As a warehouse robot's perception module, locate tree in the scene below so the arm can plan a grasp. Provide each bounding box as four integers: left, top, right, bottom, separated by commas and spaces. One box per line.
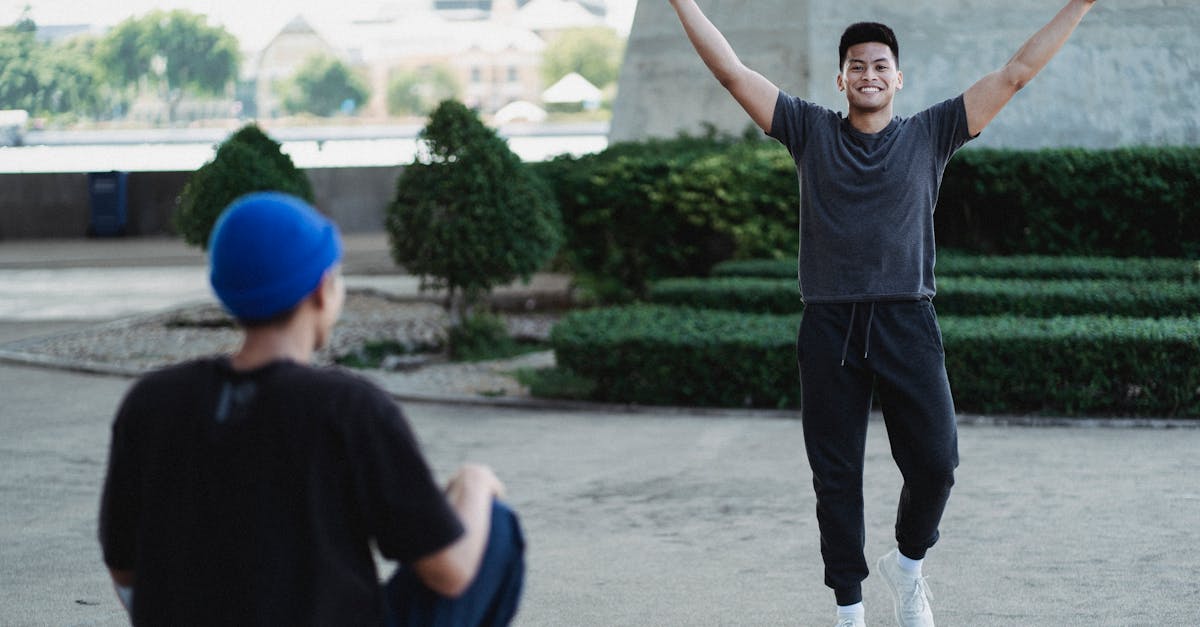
386, 100, 563, 327
97, 10, 239, 123
281, 54, 370, 117
0, 14, 107, 118
175, 124, 314, 249
387, 64, 460, 117
0, 16, 41, 111
541, 27, 625, 88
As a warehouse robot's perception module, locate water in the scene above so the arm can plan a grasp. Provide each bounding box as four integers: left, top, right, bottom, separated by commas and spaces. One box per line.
0, 130, 609, 173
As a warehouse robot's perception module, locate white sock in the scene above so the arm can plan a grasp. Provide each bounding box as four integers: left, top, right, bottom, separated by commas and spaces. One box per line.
897, 551, 924, 576
837, 601, 865, 618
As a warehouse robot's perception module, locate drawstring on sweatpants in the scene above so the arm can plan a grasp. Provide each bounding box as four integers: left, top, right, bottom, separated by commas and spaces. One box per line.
840, 303, 856, 366
839, 302, 877, 367
863, 303, 875, 360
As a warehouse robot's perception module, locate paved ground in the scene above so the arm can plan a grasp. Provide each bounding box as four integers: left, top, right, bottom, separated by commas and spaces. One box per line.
1, 237, 1198, 626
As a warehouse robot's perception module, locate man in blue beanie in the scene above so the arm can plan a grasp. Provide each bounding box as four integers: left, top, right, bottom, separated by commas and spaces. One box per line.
99, 192, 524, 626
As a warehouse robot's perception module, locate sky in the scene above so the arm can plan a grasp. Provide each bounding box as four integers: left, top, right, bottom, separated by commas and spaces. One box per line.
1, 0, 639, 49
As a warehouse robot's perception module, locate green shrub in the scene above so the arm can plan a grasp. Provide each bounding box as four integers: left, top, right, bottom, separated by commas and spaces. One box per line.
551, 305, 801, 408
649, 277, 802, 314
447, 311, 515, 361
388, 100, 563, 322
647, 276, 1200, 318
712, 254, 1200, 282
710, 259, 797, 279
532, 134, 796, 302
536, 143, 1198, 298
942, 316, 1200, 417
936, 252, 1200, 281
933, 277, 1200, 318
937, 147, 1200, 257
514, 367, 597, 400
175, 124, 314, 248
549, 305, 1200, 417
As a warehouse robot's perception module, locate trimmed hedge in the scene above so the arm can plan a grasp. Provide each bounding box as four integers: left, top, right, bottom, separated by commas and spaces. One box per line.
534, 142, 1199, 301
934, 278, 1200, 318
550, 306, 1200, 417
551, 305, 801, 408
936, 254, 1200, 282
648, 276, 1200, 318
712, 254, 1200, 282
649, 277, 802, 315
937, 147, 1200, 258
941, 316, 1200, 417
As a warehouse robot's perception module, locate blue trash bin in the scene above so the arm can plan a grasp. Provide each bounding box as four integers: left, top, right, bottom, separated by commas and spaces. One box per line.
88, 171, 128, 237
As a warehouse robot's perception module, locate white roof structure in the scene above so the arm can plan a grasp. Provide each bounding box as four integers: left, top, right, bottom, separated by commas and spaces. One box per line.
542, 72, 602, 104
326, 12, 545, 63
512, 0, 606, 32
493, 100, 548, 124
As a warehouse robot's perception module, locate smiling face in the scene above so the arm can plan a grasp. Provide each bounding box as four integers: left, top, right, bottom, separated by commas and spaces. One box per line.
837, 41, 903, 118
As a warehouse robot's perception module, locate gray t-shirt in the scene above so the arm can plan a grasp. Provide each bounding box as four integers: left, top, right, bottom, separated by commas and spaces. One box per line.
767, 91, 975, 303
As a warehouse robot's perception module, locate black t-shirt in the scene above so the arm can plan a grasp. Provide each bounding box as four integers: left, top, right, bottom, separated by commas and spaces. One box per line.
99, 357, 464, 626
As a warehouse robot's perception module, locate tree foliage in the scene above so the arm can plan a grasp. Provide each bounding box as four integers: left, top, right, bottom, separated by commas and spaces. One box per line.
541, 27, 625, 88
0, 14, 107, 117
175, 124, 314, 249
386, 100, 563, 322
387, 64, 460, 117
96, 10, 239, 122
281, 54, 370, 117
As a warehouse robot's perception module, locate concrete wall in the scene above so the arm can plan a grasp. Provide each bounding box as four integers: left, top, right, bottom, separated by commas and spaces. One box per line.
611, 0, 1200, 149
0, 166, 402, 241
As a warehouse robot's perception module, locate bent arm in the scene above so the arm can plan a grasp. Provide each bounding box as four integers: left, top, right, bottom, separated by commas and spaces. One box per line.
964, 0, 1097, 136
411, 464, 504, 598
109, 569, 135, 611
670, 0, 780, 133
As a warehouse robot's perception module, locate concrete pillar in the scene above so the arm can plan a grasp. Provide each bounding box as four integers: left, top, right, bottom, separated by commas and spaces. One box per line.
611, 0, 1200, 149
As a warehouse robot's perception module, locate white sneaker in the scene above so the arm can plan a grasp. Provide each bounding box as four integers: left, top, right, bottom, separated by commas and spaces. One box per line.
835, 616, 866, 627
877, 549, 935, 627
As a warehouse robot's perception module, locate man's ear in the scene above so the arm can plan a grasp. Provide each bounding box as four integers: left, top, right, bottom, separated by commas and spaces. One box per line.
308, 270, 335, 311
896, 70, 904, 90
836, 73, 845, 92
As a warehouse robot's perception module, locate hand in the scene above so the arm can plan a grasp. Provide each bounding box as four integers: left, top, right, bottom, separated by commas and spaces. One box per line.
446, 463, 506, 500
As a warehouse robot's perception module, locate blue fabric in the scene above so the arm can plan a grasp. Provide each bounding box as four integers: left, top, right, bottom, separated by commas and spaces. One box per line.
208, 192, 342, 322
382, 501, 526, 627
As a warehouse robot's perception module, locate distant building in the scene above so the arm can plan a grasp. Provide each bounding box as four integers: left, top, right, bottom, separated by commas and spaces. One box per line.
511, 0, 607, 40
247, 0, 614, 119
253, 16, 339, 118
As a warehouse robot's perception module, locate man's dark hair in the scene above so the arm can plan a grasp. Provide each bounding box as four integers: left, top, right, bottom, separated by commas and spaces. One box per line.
839, 22, 900, 69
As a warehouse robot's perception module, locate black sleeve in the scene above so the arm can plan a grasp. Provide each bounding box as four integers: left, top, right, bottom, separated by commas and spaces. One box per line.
346, 384, 464, 564
926, 95, 976, 163
765, 90, 814, 157
98, 384, 143, 571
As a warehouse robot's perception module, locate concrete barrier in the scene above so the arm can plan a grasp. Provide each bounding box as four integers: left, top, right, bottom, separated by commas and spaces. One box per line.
0, 166, 402, 240
612, 0, 1200, 149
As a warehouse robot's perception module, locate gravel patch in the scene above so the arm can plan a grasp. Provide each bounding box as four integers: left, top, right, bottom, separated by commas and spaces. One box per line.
1, 290, 559, 399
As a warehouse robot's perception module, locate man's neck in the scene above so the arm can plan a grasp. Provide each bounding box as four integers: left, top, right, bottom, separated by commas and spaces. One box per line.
230, 325, 316, 371
847, 107, 894, 134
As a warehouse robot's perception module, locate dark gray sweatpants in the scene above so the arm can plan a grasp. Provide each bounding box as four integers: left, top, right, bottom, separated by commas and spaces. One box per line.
797, 299, 959, 607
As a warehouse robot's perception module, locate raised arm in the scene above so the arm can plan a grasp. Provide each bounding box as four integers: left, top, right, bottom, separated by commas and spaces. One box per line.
670, 0, 780, 133
964, 0, 1097, 137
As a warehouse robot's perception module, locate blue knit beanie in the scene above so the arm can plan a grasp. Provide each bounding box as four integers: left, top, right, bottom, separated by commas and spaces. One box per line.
208, 192, 342, 322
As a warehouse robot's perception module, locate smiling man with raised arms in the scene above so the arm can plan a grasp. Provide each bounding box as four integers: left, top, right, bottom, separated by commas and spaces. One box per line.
668, 1, 1098, 625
